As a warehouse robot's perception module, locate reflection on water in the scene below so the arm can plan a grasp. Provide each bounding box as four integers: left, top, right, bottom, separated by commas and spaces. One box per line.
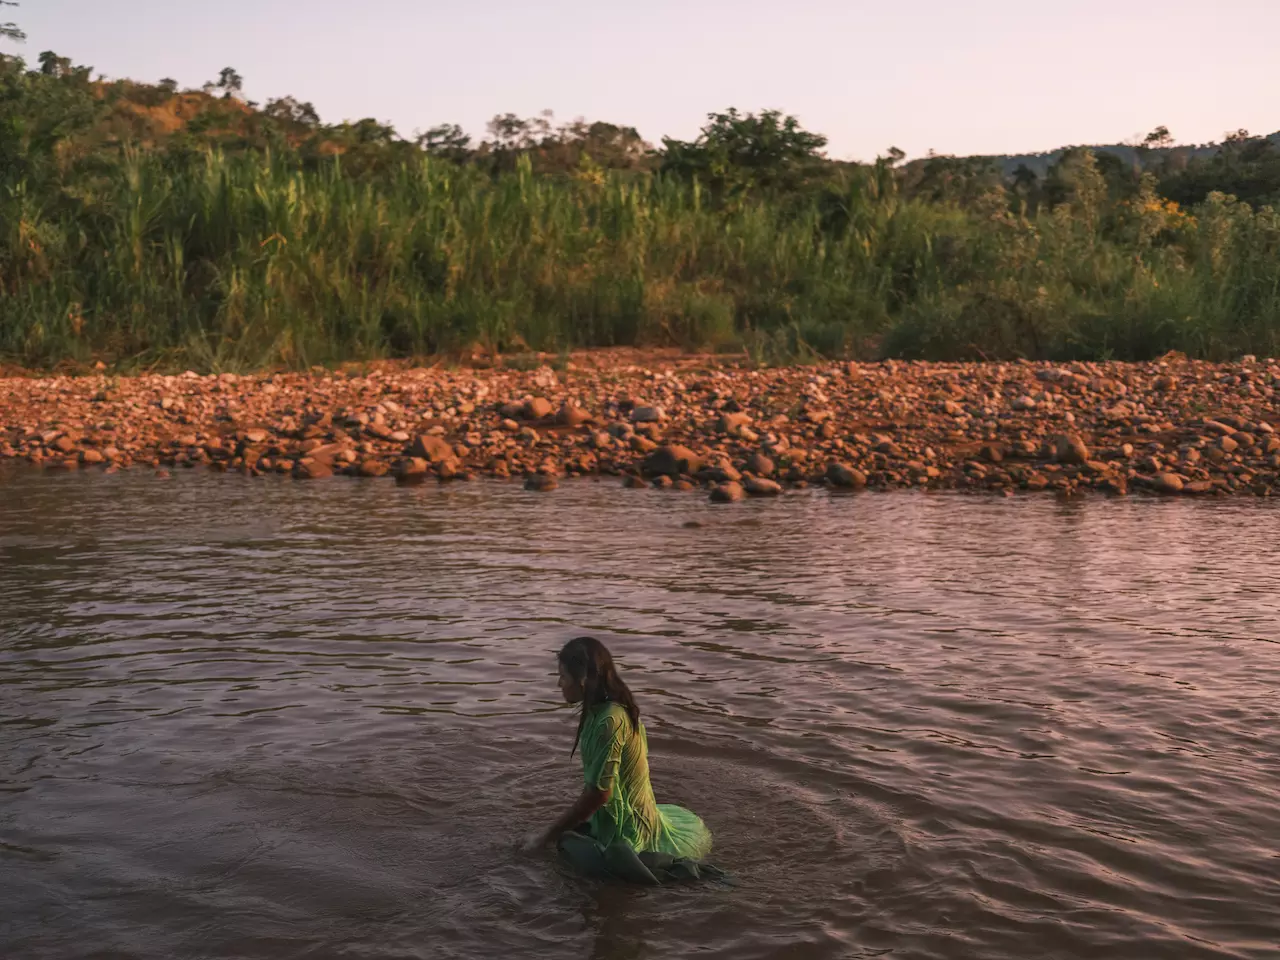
1, 469, 1279, 960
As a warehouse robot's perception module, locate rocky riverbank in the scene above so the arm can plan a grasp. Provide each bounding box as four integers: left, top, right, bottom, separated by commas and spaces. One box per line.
2, 353, 1278, 498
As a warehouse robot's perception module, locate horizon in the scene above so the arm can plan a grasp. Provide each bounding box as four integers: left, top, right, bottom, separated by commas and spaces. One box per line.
4, 0, 1280, 162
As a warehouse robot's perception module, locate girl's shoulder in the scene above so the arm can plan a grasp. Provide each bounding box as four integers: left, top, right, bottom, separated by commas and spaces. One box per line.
590, 701, 633, 733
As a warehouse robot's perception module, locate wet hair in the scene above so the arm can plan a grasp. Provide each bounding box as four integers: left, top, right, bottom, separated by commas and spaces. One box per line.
557, 636, 641, 758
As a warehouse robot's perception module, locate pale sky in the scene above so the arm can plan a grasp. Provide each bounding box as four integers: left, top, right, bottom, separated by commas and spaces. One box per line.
5, 0, 1279, 161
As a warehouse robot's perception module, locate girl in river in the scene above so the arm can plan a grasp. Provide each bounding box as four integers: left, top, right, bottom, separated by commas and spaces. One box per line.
522, 637, 715, 882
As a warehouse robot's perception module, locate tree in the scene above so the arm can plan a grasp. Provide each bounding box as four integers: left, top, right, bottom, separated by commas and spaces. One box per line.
660, 108, 828, 200
1, 0, 22, 43
486, 110, 553, 151
264, 95, 320, 128
1143, 125, 1173, 149
905, 152, 1004, 206
1159, 130, 1280, 208
38, 50, 72, 77
214, 66, 242, 98
417, 123, 472, 161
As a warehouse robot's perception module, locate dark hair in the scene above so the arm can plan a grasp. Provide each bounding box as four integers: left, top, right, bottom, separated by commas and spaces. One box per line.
558, 636, 640, 758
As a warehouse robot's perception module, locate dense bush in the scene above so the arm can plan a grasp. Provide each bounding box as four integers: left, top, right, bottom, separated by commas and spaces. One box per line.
2, 51, 1278, 370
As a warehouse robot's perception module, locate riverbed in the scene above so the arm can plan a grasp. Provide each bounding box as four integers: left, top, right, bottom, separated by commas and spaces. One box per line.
1, 470, 1277, 959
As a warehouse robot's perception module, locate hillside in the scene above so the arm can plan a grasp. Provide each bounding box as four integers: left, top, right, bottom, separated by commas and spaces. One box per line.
985, 132, 1280, 179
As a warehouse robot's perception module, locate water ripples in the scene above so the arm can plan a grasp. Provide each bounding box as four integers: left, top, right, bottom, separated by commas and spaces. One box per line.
1, 469, 1279, 959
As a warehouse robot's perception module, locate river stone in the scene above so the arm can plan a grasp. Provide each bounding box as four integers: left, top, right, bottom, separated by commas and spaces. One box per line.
744, 476, 783, 497
709, 481, 745, 503
522, 397, 553, 420
293, 459, 333, 480
715, 412, 752, 435
525, 474, 558, 492
630, 406, 664, 423
556, 404, 592, 427
643, 444, 704, 477
408, 435, 454, 462
744, 452, 775, 477
1052, 434, 1089, 465
1151, 472, 1184, 494
395, 457, 429, 479
699, 463, 742, 483
358, 459, 389, 478
826, 462, 867, 488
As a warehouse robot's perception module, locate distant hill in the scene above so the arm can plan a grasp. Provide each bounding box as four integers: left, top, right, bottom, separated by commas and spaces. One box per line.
976, 132, 1280, 179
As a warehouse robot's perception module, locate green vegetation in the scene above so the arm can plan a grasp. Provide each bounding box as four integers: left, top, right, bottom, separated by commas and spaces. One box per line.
2, 39, 1280, 370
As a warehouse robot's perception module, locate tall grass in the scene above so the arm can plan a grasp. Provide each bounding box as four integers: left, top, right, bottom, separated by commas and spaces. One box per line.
3, 148, 1279, 370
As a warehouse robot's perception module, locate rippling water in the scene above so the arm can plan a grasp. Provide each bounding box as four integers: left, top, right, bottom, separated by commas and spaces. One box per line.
1, 468, 1278, 960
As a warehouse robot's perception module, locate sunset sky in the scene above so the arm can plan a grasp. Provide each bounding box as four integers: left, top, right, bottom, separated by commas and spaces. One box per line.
7, 0, 1279, 160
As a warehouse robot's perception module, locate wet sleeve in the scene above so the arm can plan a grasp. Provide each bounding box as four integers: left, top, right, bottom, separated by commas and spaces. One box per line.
583, 712, 626, 794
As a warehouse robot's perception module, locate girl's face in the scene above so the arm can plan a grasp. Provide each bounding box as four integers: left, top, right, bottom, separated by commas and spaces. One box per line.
558, 662, 583, 704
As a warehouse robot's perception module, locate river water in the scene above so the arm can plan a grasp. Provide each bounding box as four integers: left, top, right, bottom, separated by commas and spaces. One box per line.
1, 469, 1277, 960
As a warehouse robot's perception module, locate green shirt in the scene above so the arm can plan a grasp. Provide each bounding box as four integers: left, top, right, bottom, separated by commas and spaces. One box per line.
578, 702, 712, 860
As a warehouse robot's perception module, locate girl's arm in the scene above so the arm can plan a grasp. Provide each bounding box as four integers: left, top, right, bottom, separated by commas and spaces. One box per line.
523, 785, 611, 851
